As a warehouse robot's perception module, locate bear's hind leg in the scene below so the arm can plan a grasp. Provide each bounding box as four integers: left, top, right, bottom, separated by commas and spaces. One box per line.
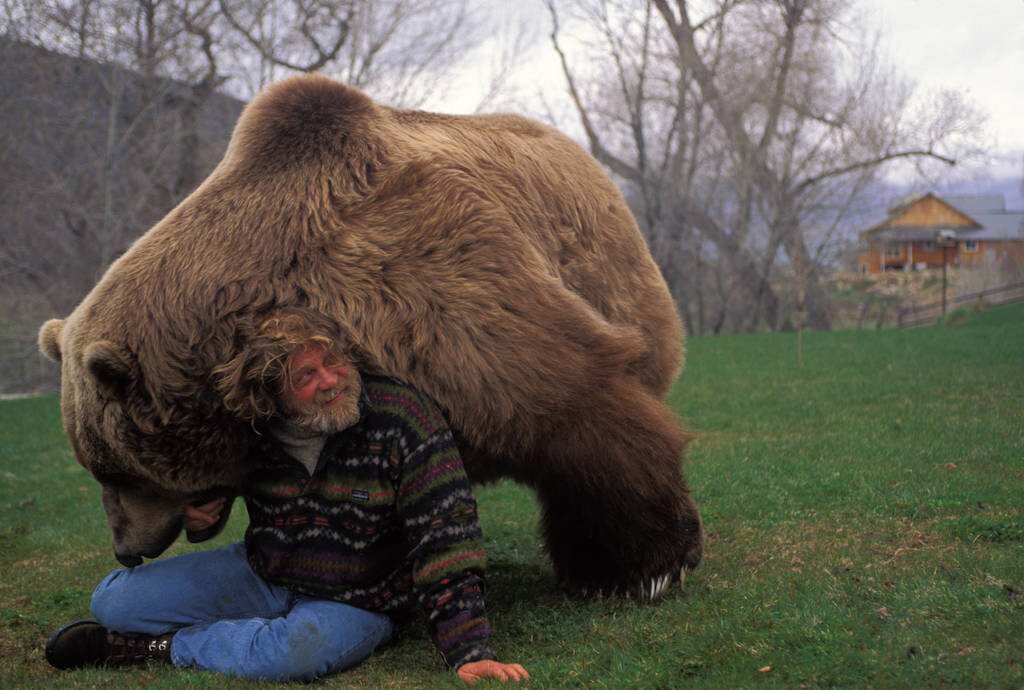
535, 381, 702, 602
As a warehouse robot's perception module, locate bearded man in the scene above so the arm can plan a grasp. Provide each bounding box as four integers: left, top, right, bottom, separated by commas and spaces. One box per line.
44, 312, 528, 684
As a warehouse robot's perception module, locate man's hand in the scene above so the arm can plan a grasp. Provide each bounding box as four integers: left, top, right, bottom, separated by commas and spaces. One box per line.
457, 660, 530, 684
184, 497, 227, 532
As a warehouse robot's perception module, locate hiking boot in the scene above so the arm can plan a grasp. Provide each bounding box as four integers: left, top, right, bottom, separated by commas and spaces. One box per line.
45, 619, 174, 670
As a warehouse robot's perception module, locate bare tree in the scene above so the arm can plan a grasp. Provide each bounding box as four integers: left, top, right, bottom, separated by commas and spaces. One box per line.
219, 0, 354, 73
0, 0, 488, 392
214, 0, 477, 105
547, 0, 983, 333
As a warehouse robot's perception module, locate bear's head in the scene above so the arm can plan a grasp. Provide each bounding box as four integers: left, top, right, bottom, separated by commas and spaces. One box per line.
39, 315, 250, 566
39, 298, 355, 567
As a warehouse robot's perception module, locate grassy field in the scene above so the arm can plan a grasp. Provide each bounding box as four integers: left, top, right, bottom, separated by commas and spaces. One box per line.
1, 303, 1021, 688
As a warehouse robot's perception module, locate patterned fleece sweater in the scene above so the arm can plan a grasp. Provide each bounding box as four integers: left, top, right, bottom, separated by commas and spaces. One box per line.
242, 374, 496, 671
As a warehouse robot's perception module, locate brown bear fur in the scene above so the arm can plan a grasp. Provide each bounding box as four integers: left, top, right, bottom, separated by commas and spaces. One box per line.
39, 74, 701, 596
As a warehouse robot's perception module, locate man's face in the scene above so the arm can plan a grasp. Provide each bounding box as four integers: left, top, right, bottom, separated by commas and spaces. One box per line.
279, 344, 362, 434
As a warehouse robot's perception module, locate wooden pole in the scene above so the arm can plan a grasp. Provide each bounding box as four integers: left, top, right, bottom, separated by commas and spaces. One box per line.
797, 239, 804, 365
942, 244, 948, 315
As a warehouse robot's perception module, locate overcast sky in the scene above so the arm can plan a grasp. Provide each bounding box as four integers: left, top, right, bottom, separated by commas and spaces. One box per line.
434, 1, 1022, 199
861, 0, 1024, 184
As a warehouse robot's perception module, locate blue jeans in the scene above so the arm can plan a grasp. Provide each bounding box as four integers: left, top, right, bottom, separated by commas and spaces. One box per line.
90, 542, 393, 682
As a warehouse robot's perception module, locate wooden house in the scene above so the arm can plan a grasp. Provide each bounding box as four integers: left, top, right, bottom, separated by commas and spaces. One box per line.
857, 193, 1024, 274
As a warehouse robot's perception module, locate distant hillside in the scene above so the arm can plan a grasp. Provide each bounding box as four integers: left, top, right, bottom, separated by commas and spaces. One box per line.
940, 176, 1024, 211
0, 37, 245, 393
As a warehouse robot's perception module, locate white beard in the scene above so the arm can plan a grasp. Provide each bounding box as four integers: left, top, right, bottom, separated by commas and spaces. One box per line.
282, 369, 363, 435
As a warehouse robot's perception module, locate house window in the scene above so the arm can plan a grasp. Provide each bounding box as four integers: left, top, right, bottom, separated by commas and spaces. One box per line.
922, 240, 935, 251
885, 243, 901, 258
964, 239, 979, 252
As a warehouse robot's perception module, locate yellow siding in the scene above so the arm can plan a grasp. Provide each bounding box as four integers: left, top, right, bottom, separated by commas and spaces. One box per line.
889, 195, 977, 228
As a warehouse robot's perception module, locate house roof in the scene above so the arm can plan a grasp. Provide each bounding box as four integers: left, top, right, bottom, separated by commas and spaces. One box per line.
943, 194, 1024, 240
862, 192, 1024, 242
961, 211, 1024, 240
943, 194, 1006, 213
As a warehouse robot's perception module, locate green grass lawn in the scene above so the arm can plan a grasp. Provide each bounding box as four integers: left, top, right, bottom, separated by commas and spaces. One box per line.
2, 303, 1022, 688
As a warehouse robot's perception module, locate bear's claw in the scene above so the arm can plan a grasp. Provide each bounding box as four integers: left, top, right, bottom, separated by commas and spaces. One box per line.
638, 572, 674, 603
562, 566, 689, 604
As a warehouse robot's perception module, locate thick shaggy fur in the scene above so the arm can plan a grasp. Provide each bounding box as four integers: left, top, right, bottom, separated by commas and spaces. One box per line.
39, 75, 702, 591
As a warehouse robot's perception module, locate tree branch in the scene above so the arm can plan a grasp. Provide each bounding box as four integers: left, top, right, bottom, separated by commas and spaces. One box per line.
796, 149, 956, 193
757, 0, 806, 156
218, 0, 351, 73
545, 0, 641, 183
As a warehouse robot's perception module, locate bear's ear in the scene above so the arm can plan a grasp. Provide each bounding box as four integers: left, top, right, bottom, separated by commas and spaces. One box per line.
38, 318, 66, 363
84, 341, 134, 393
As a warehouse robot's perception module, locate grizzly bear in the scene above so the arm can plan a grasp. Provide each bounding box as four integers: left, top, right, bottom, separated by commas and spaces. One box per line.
38, 74, 701, 601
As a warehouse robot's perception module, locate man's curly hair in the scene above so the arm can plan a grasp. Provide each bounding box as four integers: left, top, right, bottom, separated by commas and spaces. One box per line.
214, 309, 345, 426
